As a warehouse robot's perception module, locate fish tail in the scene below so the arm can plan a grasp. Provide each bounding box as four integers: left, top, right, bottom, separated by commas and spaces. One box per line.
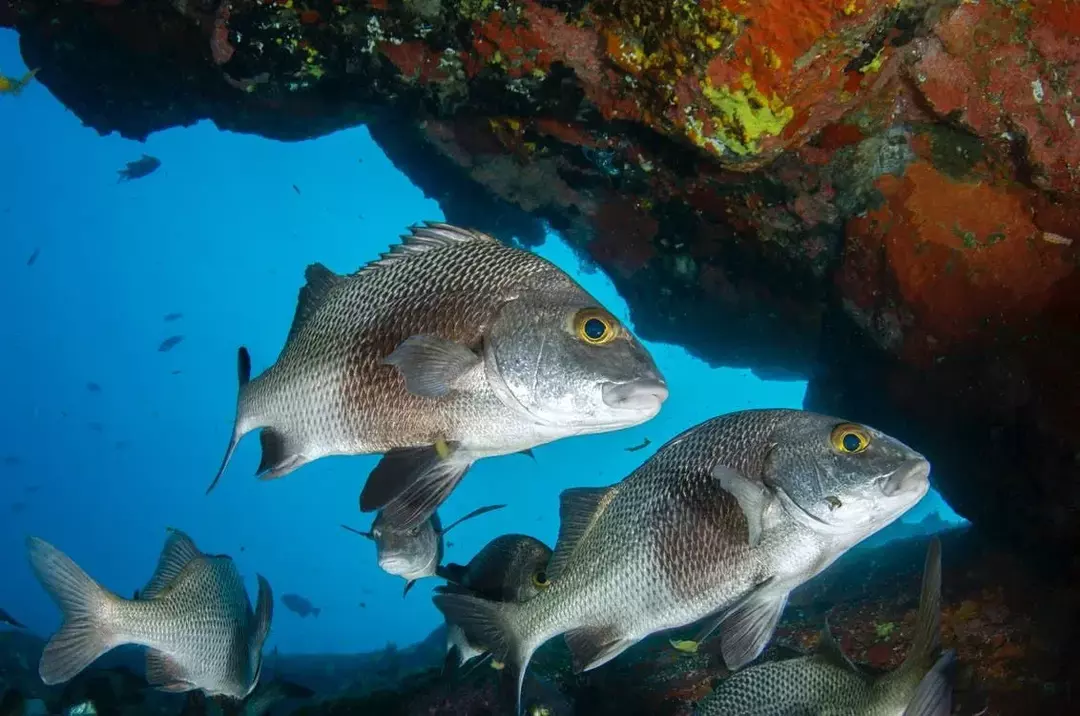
903, 537, 943, 674
26, 537, 120, 685
433, 593, 535, 715
206, 347, 254, 494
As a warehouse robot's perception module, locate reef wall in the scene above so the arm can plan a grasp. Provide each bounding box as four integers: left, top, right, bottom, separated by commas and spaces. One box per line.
3, 0, 1078, 562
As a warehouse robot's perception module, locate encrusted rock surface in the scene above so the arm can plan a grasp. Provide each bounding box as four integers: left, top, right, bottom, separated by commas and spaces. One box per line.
3, 0, 1079, 560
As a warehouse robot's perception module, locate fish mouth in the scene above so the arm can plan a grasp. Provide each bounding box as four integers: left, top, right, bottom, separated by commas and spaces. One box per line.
600, 379, 669, 413
881, 458, 931, 498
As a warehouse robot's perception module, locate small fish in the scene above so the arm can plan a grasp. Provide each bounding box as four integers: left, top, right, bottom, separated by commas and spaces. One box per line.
2, 455, 21, 467
281, 594, 320, 618
87, 422, 104, 433
86, 382, 102, 393
434, 409, 931, 713
625, 437, 651, 452
0, 68, 39, 96
117, 154, 161, 182
343, 503, 505, 596
209, 222, 667, 531
0, 607, 26, 628
669, 639, 698, 654
159, 335, 184, 352
26, 247, 40, 266
695, 538, 952, 716
292, 185, 301, 195
164, 312, 184, 322
358, 602, 366, 609
27, 529, 272, 698
172, 370, 183, 375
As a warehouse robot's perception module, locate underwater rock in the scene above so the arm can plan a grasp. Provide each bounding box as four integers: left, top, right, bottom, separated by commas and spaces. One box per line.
5, 0, 1079, 560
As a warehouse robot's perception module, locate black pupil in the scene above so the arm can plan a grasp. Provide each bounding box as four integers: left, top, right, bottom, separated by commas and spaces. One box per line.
536, 572, 547, 584
584, 318, 607, 340
842, 433, 862, 452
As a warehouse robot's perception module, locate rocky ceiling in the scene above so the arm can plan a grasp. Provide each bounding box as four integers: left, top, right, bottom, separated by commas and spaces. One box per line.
4, 0, 1078, 567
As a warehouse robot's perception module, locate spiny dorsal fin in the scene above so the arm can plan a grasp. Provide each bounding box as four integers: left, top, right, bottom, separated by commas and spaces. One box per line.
140, 528, 203, 600
356, 222, 500, 275
285, 263, 342, 347
547, 486, 616, 582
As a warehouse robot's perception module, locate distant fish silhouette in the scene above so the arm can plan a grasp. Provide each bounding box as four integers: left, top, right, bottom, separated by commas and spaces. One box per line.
0, 607, 26, 629
164, 312, 183, 322
281, 594, 320, 618
26, 248, 40, 266
117, 154, 161, 182
87, 422, 104, 433
86, 382, 102, 393
625, 437, 651, 452
292, 185, 301, 195
171, 370, 183, 375
158, 335, 184, 352
2, 455, 21, 467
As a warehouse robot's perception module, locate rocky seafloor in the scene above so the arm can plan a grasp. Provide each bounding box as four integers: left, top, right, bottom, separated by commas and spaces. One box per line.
2, 524, 1075, 715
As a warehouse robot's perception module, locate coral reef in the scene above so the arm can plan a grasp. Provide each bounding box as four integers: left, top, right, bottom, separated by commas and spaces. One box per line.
3, 1, 1079, 564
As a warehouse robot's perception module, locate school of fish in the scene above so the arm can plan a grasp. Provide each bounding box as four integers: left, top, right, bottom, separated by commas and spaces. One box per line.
20, 221, 950, 715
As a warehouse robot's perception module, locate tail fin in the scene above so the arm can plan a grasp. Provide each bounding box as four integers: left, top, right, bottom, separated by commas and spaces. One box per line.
26, 537, 119, 684
902, 537, 942, 674
206, 347, 253, 495
433, 593, 534, 715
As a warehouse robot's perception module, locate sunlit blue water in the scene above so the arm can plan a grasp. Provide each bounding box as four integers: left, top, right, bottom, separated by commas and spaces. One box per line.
0, 29, 965, 658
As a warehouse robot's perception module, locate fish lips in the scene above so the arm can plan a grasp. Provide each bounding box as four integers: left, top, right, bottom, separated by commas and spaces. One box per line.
880, 458, 931, 498
600, 378, 669, 415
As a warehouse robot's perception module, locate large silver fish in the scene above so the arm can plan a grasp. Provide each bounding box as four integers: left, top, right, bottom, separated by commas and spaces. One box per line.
434, 409, 931, 713
695, 538, 953, 716
210, 222, 667, 530
27, 529, 272, 699
342, 503, 505, 595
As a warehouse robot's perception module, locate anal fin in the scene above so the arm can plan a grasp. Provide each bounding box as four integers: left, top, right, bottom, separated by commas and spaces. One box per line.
358, 443, 472, 530
146, 649, 196, 693
564, 626, 635, 673
255, 429, 309, 480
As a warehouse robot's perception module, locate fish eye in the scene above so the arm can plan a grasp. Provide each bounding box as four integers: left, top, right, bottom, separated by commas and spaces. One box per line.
830, 424, 871, 454
531, 570, 550, 588
573, 308, 619, 346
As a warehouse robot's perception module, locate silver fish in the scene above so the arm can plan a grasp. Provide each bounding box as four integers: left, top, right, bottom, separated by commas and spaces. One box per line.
342, 503, 505, 595
695, 538, 953, 716
27, 529, 272, 699
433, 409, 931, 713
209, 222, 667, 530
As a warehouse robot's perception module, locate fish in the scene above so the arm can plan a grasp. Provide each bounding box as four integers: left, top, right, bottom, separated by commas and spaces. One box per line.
280, 593, 320, 618
26, 247, 40, 266
209, 221, 667, 530
342, 502, 505, 596
0, 68, 38, 95
292, 185, 301, 195
117, 154, 161, 182
159, 335, 184, 352
2, 455, 21, 467
0, 607, 26, 629
695, 538, 953, 716
164, 312, 184, 322
86, 382, 102, 393
625, 437, 651, 452
433, 408, 931, 713
26, 529, 272, 699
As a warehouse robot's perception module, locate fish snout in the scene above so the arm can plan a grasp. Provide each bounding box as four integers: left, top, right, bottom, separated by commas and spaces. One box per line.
601, 378, 669, 412
881, 458, 931, 497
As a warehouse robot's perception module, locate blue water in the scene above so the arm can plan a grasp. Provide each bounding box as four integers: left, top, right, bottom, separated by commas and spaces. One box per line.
0, 29, 965, 658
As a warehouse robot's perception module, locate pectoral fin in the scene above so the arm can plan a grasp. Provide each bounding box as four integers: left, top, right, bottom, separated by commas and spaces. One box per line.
711, 464, 770, 548
385, 336, 481, 398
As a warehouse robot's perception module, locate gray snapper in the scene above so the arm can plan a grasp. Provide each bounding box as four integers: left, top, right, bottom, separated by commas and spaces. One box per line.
433, 409, 931, 713
436, 534, 554, 667
209, 222, 667, 530
342, 502, 505, 595
27, 529, 272, 699
695, 538, 953, 716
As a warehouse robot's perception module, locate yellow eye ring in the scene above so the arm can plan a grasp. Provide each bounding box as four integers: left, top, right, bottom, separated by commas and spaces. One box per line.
830, 424, 871, 454
574, 308, 619, 345
531, 571, 550, 589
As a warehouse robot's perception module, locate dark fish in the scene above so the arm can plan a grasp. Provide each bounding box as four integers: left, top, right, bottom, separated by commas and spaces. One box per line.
117, 154, 161, 182
695, 539, 953, 716
86, 382, 102, 393
0, 607, 26, 629
292, 185, 301, 195
2, 455, 21, 467
159, 335, 184, 352
358, 602, 366, 609
164, 312, 184, 322
27, 529, 272, 698
625, 437, 651, 452
210, 222, 668, 532
343, 503, 505, 596
434, 409, 931, 713
281, 594, 320, 618
26, 248, 40, 266
87, 422, 104, 433
172, 370, 183, 375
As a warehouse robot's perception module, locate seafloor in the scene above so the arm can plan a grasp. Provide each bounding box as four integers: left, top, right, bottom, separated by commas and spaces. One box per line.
2, 523, 1074, 715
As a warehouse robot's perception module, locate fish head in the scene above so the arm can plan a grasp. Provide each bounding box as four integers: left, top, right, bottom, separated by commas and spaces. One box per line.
485, 296, 668, 431
373, 513, 440, 580
762, 412, 931, 536
503, 537, 555, 602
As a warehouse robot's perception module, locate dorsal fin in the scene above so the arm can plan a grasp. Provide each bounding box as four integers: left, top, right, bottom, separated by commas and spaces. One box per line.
140, 528, 203, 600
285, 263, 342, 347
356, 222, 499, 275
547, 486, 616, 582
